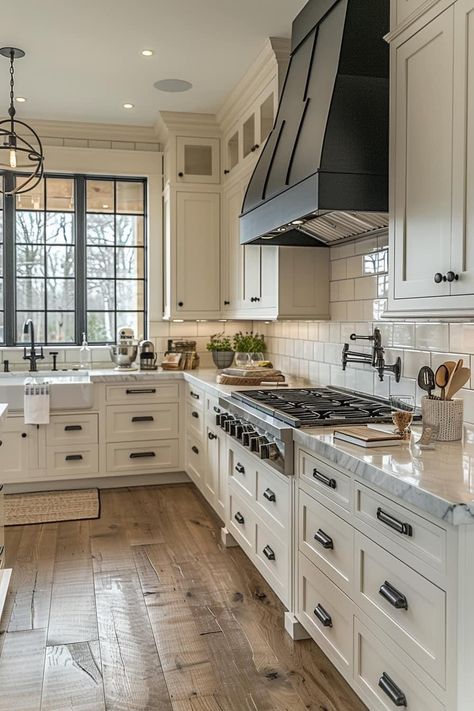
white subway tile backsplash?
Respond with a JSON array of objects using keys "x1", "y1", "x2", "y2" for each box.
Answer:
[
  {"x1": 392, "y1": 323, "x2": 415, "y2": 348},
  {"x1": 331, "y1": 259, "x2": 347, "y2": 281},
  {"x1": 330, "y1": 242, "x2": 356, "y2": 260},
  {"x1": 415, "y1": 323, "x2": 449, "y2": 352},
  {"x1": 403, "y1": 350, "x2": 430, "y2": 379},
  {"x1": 354, "y1": 276, "x2": 378, "y2": 300},
  {"x1": 346, "y1": 255, "x2": 364, "y2": 278},
  {"x1": 330, "y1": 302, "x2": 348, "y2": 321}
]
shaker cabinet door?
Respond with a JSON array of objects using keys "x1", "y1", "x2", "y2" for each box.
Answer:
[{"x1": 392, "y1": 8, "x2": 453, "y2": 300}]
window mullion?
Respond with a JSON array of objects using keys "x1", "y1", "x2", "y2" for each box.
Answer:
[
  {"x1": 4, "y1": 172, "x2": 16, "y2": 346},
  {"x1": 75, "y1": 176, "x2": 86, "y2": 344}
]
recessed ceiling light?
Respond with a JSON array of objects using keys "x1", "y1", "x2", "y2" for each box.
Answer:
[
  {"x1": 102, "y1": 204, "x2": 109, "y2": 209},
  {"x1": 141, "y1": 49, "x2": 154, "y2": 57},
  {"x1": 291, "y1": 219, "x2": 304, "y2": 225},
  {"x1": 16, "y1": 96, "x2": 26, "y2": 103},
  {"x1": 123, "y1": 102, "x2": 134, "y2": 109},
  {"x1": 154, "y1": 79, "x2": 193, "y2": 93}
]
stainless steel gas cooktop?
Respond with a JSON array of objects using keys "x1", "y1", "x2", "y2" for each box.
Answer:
[{"x1": 231, "y1": 387, "x2": 399, "y2": 428}]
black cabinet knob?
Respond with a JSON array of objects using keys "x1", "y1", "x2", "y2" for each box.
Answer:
[
  {"x1": 446, "y1": 270, "x2": 459, "y2": 282},
  {"x1": 208, "y1": 432, "x2": 217, "y2": 440},
  {"x1": 434, "y1": 272, "x2": 444, "y2": 283},
  {"x1": 178, "y1": 301, "x2": 184, "y2": 307},
  {"x1": 224, "y1": 169, "x2": 230, "y2": 175},
  {"x1": 224, "y1": 300, "x2": 230, "y2": 305},
  {"x1": 178, "y1": 171, "x2": 184, "y2": 177},
  {"x1": 250, "y1": 144, "x2": 260, "y2": 152},
  {"x1": 21, "y1": 432, "x2": 27, "y2": 438}
]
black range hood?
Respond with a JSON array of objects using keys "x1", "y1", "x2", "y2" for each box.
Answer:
[{"x1": 240, "y1": 0, "x2": 389, "y2": 247}]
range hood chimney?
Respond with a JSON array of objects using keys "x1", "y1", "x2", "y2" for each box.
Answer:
[{"x1": 240, "y1": 0, "x2": 389, "y2": 247}]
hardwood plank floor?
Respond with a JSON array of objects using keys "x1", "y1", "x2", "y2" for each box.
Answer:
[{"x1": 0, "y1": 483, "x2": 366, "y2": 711}]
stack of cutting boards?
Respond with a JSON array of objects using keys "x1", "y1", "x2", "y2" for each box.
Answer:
[{"x1": 216, "y1": 367, "x2": 286, "y2": 386}]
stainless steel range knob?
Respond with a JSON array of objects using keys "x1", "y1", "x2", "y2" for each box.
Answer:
[
  {"x1": 260, "y1": 441, "x2": 280, "y2": 460},
  {"x1": 229, "y1": 420, "x2": 242, "y2": 437},
  {"x1": 217, "y1": 413, "x2": 231, "y2": 428},
  {"x1": 224, "y1": 417, "x2": 236, "y2": 433},
  {"x1": 250, "y1": 434, "x2": 267, "y2": 452},
  {"x1": 242, "y1": 429, "x2": 256, "y2": 447}
]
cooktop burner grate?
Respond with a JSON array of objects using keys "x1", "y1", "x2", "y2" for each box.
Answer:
[{"x1": 231, "y1": 387, "x2": 408, "y2": 428}]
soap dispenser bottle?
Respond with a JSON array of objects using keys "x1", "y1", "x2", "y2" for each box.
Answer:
[{"x1": 79, "y1": 332, "x2": 91, "y2": 369}]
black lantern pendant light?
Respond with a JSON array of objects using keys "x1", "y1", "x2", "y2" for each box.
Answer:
[{"x1": 0, "y1": 47, "x2": 44, "y2": 195}]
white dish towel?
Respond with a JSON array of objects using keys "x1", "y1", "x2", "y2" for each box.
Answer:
[{"x1": 24, "y1": 381, "x2": 50, "y2": 425}]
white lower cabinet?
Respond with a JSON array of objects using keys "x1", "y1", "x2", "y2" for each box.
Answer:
[
  {"x1": 224, "y1": 441, "x2": 291, "y2": 607},
  {"x1": 298, "y1": 552, "x2": 353, "y2": 675},
  {"x1": 1, "y1": 418, "x2": 39, "y2": 484},
  {"x1": 107, "y1": 440, "x2": 179, "y2": 474},
  {"x1": 294, "y1": 445, "x2": 455, "y2": 710},
  {"x1": 354, "y1": 618, "x2": 445, "y2": 711}
]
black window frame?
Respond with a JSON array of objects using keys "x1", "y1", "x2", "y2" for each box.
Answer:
[{"x1": 1, "y1": 171, "x2": 148, "y2": 346}]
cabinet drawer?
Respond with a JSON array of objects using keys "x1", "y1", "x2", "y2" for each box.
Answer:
[
  {"x1": 355, "y1": 482, "x2": 447, "y2": 576},
  {"x1": 298, "y1": 552, "x2": 353, "y2": 674},
  {"x1": 186, "y1": 401, "x2": 205, "y2": 440},
  {"x1": 298, "y1": 448, "x2": 351, "y2": 512},
  {"x1": 299, "y1": 489, "x2": 354, "y2": 595},
  {"x1": 229, "y1": 447, "x2": 256, "y2": 499},
  {"x1": 255, "y1": 517, "x2": 289, "y2": 604},
  {"x1": 46, "y1": 445, "x2": 99, "y2": 477},
  {"x1": 186, "y1": 435, "x2": 204, "y2": 485},
  {"x1": 46, "y1": 414, "x2": 98, "y2": 446},
  {"x1": 105, "y1": 382, "x2": 179, "y2": 404},
  {"x1": 186, "y1": 383, "x2": 204, "y2": 410},
  {"x1": 228, "y1": 488, "x2": 255, "y2": 552},
  {"x1": 355, "y1": 532, "x2": 445, "y2": 684},
  {"x1": 256, "y1": 465, "x2": 289, "y2": 534},
  {"x1": 106, "y1": 404, "x2": 179, "y2": 442},
  {"x1": 354, "y1": 618, "x2": 445, "y2": 711},
  {"x1": 107, "y1": 440, "x2": 179, "y2": 473}
]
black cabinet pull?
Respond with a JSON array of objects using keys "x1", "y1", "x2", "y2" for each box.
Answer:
[
  {"x1": 379, "y1": 580, "x2": 408, "y2": 610},
  {"x1": 378, "y1": 672, "x2": 407, "y2": 707},
  {"x1": 313, "y1": 603, "x2": 333, "y2": 627},
  {"x1": 190, "y1": 391, "x2": 200, "y2": 400},
  {"x1": 234, "y1": 512, "x2": 244, "y2": 524},
  {"x1": 376, "y1": 507, "x2": 413, "y2": 537},
  {"x1": 130, "y1": 451, "x2": 156, "y2": 459},
  {"x1": 131, "y1": 416, "x2": 154, "y2": 423},
  {"x1": 208, "y1": 432, "x2": 217, "y2": 440},
  {"x1": 126, "y1": 388, "x2": 156, "y2": 395},
  {"x1": 64, "y1": 424, "x2": 82, "y2": 432},
  {"x1": 191, "y1": 411, "x2": 199, "y2": 419},
  {"x1": 263, "y1": 488, "x2": 276, "y2": 502},
  {"x1": 65, "y1": 454, "x2": 83, "y2": 461},
  {"x1": 213, "y1": 406, "x2": 221, "y2": 414},
  {"x1": 263, "y1": 545, "x2": 275, "y2": 560},
  {"x1": 314, "y1": 528, "x2": 334, "y2": 550},
  {"x1": 191, "y1": 445, "x2": 199, "y2": 455},
  {"x1": 235, "y1": 463, "x2": 245, "y2": 474},
  {"x1": 313, "y1": 469, "x2": 336, "y2": 489}
]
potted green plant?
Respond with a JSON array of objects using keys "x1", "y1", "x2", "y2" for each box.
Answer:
[
  {"x1": 206, "y1": 333, "x2": 235, "y2": 369},
  {"x1": 232, "y1": 331, "x2": 266, "y2": 367}
]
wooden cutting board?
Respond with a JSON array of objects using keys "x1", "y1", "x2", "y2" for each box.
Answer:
[{"x1": 216, "y1": 373, "x2": 286, "y2": 385}]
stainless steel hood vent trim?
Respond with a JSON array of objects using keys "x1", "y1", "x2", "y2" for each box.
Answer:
[{"x1": 240, "y1": 0, "x2": 389, "y2": 247}]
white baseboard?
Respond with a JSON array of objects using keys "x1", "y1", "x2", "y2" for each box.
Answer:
[{"x1": 3, "y1": 471, "x2": 190, "y2": 494}]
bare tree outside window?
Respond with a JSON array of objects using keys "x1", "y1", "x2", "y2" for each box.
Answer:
[{"x1": 2, "y1": 173, "x2": 147, "y2": 346}]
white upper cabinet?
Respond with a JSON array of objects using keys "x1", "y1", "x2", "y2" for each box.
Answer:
[
  {"x1": 176, "y1": 136, "x2": 220, "y2": 184},
  {"x1": 388, "y1": 0, "x2": 474, "y2": 316},
  {"x1": 163, "y1": 186, "x2": 221, "y2": 320}
]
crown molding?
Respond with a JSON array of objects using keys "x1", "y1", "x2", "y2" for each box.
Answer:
[
  {"x1": 28, "y1": 118, "x2": 160, "y2": 144},
  {"x1": 155, "y1": 111, "x2": 220, "y2": 142},
  {"x1": 217, "y1": 36, "x2": 290, "y2": 132}
]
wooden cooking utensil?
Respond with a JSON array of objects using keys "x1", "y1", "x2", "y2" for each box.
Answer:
[
  {"x1": 445, "y1": 359, "x2": 464, "y2": 399},
  {"x1": 446, "y1": 367, "x2": 471, "y2": 400},
  {"x1": 435, "y1": 364, "x2": 450, "y2": 400}
]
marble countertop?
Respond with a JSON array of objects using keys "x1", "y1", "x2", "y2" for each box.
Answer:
[
  {"x1": 9, "y1": 366, "x2": 474, "y2": 525},
  {"x1": 0, "y1": 404, "x2": 8, "y2": 422},
  {"x1": 294, "y1": 425, "x2": 474, "y2": 526}
]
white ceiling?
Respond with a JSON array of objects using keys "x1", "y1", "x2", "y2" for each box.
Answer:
[{"x1": 2, "y1": 0, "x2": 306, "y2": 126}]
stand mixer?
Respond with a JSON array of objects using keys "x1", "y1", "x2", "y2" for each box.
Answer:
[{"x1": 109, "y1": 327, "x2": 139, "y2": 370}]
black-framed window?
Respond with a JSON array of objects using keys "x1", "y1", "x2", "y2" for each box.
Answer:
[{"x1": 1, "y1": 173, "x2": 147, "y2": 346}]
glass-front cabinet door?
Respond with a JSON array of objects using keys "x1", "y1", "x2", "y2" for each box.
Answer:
[{"x1": 176, "y1": 136, "x2": 220, "y2": 184}]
